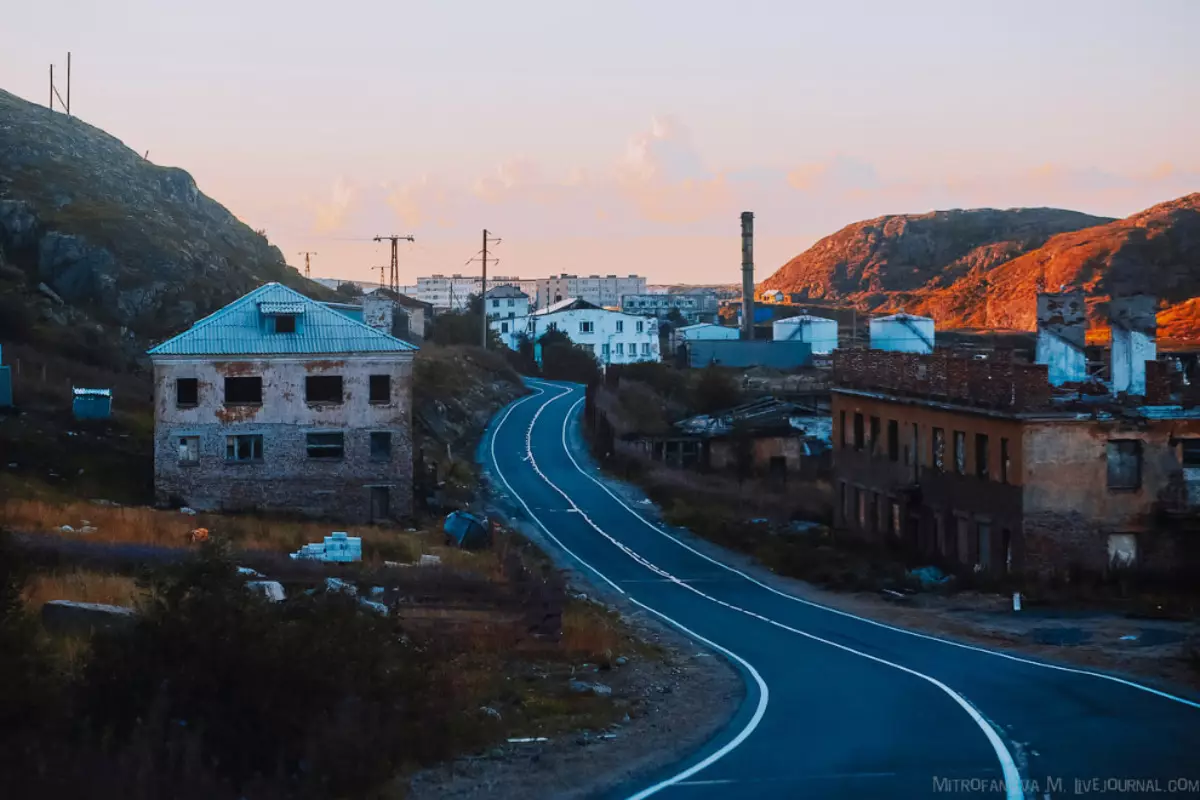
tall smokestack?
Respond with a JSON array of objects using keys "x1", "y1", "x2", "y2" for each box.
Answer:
[{"x1": 741, "y1": 211, "x2": 755, "y2": 341}]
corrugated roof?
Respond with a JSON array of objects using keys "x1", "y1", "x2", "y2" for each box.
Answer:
[
  {"x1": 775, "y1": 314, "x2": 835, "y2": 324},
  {"x1": 148, "y1": 283, "x2": 419, "y2": 356},
  {"x1": 532, "y1": 297, "x2": 600, "y2": 316},
  {"x1": 258, "y1": 301, "x2": 307, "y2": 315}
]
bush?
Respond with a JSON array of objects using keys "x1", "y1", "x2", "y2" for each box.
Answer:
[
  {"x1": 541, "y1": 342, "x2": 601, "y2": 385},
  {"x1": 77, "y1": 541, "x2": 462, "y2": 797},
  {"x1": 690, "y1": 364, "x2": 741, "y2": 414}
]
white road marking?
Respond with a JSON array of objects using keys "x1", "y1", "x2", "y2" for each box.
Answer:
[
  {"x1": 488, "y1": 384, "x2": 770, "y2": 800},
  {"x1": 512, "y1": 384, "x2": 1024, "y2": 800},
  {"x1": 532, "y1": 380, "x2": 1200, "y2": 713}
]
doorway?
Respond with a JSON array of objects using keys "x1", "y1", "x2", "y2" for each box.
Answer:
[{"x1": 369, "y1": 486, "x2": 391, "y2": 522}]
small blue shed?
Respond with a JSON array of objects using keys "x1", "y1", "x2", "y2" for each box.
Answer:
[
  {"x1": 72, "y1": 387, "x2": 112, "y2": 420},
  {"x1": 0, "y1": 344, "x2": 11, "y2": 407}
]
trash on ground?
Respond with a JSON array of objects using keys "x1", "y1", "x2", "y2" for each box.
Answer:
[
  {"x1": 290, "y1": 531, "x2": 362, "y2": 562},
  {"x1": 507, "y1": 737, "x2": 549, "y2": 743},
  {"x1": 179, "y1": 507, "x2": 197, "y2": 516},
  {"x1": 358, "y1": 598, "x2": 389, "y2": 616},
  {"x1": 419, "y1": 554, "x2": 442, "y2": 567},
  {"x1": 246, "y1": 581, "x2": 286, "y2": 602},
  {"x1": 908, "y1": 565, "x2": 952, "y2": 588},
  {"x1": 325, "y1": 577, "x2": 357, "y2": 596},
  {"x1": 236, "y1": 566, "x2": 264, "y2": 577}
]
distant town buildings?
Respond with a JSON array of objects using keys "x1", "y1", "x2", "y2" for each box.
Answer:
[
  {"x1": 484, "y1": 284, "x2": 531, "y2": 321},
  {"x1": 621, "y1": 288, "x2": 719, "y2": 323},
  {"x1": 534, "y1": 274, "x2": 646, "y2": 309},
  {"x1": 148, "y1": 283, "x2": 417, "y2": 522},
  {"x1": 490, "y1": 298, "x2": 660, "y2": 366}
]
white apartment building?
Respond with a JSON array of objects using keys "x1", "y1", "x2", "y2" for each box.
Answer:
[
  {"x1": 415, "y1": 274, "x2": 480, "y2": 310},
  {"x1": 490, "y1": 298, "x2": 659, "y2": 366},
  {"x1": 484, "y1": 285, "x2": 531, "y2": 321},
  {"x1": 534, "y1": 274, "x2": 646, "y2": 310}
]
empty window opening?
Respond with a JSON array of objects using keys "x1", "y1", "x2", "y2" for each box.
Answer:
[
  {"x1": 306, "y1": 432, "x2": 345, "y2": 460},
  {"x1": 955, "y1": 516, "x2": 971, "y2": 565},
  {"x1": 853, "y1": 413, "x2": 865, "y2": 451},
  {"x1": 1181, "y1": 439, "x2": 1200, "y2": 468},
  {"x1": 887, "y1": 419, "x2": 899, "y2": 462},
  {"x1": 1107, "y1": 440, "x2": 1142, "y2": 491},
  {"x1": 369, "y1": 375, "x2": 391, "y2": 405},
  {"x1": 225, "y1": 434, "x2": 263, "y2": 462},
  {"x1": 176, "y1": 378, "x2": 199, "y2": 407},
  {"x1": 977, "y1": 522, "x2": 992, "y2": 571},
  {"x1": 953, "y1": 430, "x2": 966, "y2": 474},
  {"x1": 306, "y1": 375, "x2": 344, "y2": 404},
  {"x1": 370, "y1": 431, "x2": 392, "y2": 461},
  {"x1": 975, "y1": 433, "x2": 990, "y2": 479},
  {"x1": 1000, "y1": 437, "x2": 1011, "y2": 484},
  {"x1": 933, "y1": 427, "x2": 946, "y2": 471},
  {"x1": 869, "y1": 416, "x2": 881, "y2": 454},
  {"x1": 274, "y1": 314, "x2": 296, "y2": 333},
  {"x1": 178, "y1": 436, "x2": 200, "y2": 464},
  {"x1": 224, "y1": 377, "x2": 262, "y2": 405},
  {"x1": 840, "y1": 411, "x2": 847, "y2": 449}
]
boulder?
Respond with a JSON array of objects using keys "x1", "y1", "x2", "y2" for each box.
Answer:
[{"x1": 41, "y1": 600, "x2": 136, "y2": 636}]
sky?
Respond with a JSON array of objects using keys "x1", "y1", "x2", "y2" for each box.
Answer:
[{"x1": 3, "y1": 0, "x2": 1198, "y2": 285}]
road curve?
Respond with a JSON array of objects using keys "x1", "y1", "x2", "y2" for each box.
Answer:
[{"x1": 483, "y1": 380, "x2": 1200, "y2": 800}]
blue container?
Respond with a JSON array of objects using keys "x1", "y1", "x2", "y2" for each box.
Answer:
[{"x1": 72, "y1": 388, "x2": 112, "y2": 419}]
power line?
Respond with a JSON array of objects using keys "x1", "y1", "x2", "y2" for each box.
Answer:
[
  {"x1": 297, "y1": 251, "x2": 318, "y2": 279},
  {"x1": 373, "y1": 234, "x2": 415, "y2": 295},
  {"x1": 466, "y1": 229, "x2": 502, "y2": 349}
]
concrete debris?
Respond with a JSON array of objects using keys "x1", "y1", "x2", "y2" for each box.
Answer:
[
  {"x1": 507, "y1": 737, "x2": 549, "y2": 744},
  {"x1": 290, "y1": 531, "x2": 362, "y2": 562},
  {"x1": 179, "y1": 506, "x2": 197, "y2": 516},
  {"x1": 60, "y1": 525, "x2": 75, "y2": 533},
  {"x1": 42, "y1": 600, "x2": 136, "y2": 636},
  {"x1": 246, "y1": 581, "x2": 286, "y2": 602},
  {"x1": 358, "y1": 598, "x2": 389, "y2": 616},
  {"x1": 418, "y1": 554, "x2": 442, "y2": 567},
  {"x1": 236, "y1": 566, "x2": 264, "y2": 577},
  {"x1": 325, "y1": 577, "x2": 357, "y2": 596}
]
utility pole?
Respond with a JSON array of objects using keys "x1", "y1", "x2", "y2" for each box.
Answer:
[
  {"x1": 48, "y1": 53, "x2": 72, "y2": 115},
  {"x1": 467, "y1": 229, "x2": 502, "y2": 349},
  {"x1": 373, "y1": 234, "x2": 415, "y2": 295},
  {"x1": 298, "y1": 251, "x2": 318, "y2": 279},
  {"x1": 373, "y1": 265, "x2": 387, "y2": 288}
]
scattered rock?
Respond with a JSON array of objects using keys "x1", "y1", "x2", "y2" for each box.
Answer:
[
  {"x1": 41, "y1": 600, "x2": 136, "y2": 636},
  {"x1": 568, "y1": 680, "x2": 612, "y2": 697},
  {"x1": 479, "y1": 706, "x2": 502, "y2": 721},
  {"x1": 358, "y1": 599, "x2": 389, "y2": 616},
  {"x1": 325, "y1": 577, "x2": 357, "y2": 596},
  {"x1": 246, "y1": 581, "x2": 286, "y2": 602},
  {"x1": 614, "y1": 656, "x2": 628, "y2": 667}
]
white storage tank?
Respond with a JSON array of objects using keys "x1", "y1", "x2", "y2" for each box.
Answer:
[
  {"x1": 869, "y1": 312, "x2": 935, "y2": 353},
  {"x1": 772, "y1": 314, "x2": 839, "y2": 354}
]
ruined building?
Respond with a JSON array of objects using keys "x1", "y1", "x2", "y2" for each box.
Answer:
[
  {"x1": 148, "y1": 283, "x2": 417, "y2": 522},
  {"x1": 831, "y1": 308, "x2": 1200, "y2": 579}
]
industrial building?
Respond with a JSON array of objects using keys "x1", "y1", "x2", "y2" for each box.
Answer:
[
  {"x1": 831, "y1": 315, "x2": 1200, "y2": 579},
  {"x1": 773, "y1": 314, "x2": 839, "y2": 354},
  {"x1": 148, "y1": 283, "x2": 417, "y2": 522}
]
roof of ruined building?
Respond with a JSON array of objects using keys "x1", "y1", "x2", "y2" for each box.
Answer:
[{"x1": 147, "y1": 283, "x2": 419, "y2": 357}]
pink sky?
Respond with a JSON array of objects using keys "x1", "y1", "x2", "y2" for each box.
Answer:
[{"x1": 4, "y1": 1, "x2": 1198, "y2": 285}]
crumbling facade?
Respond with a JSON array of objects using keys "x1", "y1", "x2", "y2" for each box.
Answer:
[
  {"x1": 831, "y1": 348, "x2": 1200, "y2": 579},
  {"x1": 149, "y1": 283, "x2": 417, "y2": 522}
]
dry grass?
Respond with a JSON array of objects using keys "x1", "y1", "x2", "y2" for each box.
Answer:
[{"x1": 21, "y1": 569, "x2": 143, "y2": 611}]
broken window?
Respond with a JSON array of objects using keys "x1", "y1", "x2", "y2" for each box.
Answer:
[
  {"x1": 839, "y1": 411, "x2": 847, "y2": 449},
  {"x1": 933, "y1": 427, "x2": 945, "y2": 471},
  {"x1": 579, "y1": 321, "x2": 594, "y2": 333},
  {"x1": 856, "y1": 487, "x2": 865, "y2": 529},
  {"x1": 953, "y1": 430, "x2": 966, "y2": 474},
  {"x1": 887, "y1": 419, "x2": 899, "y2": 462},
  {"x1": 224, "y1": 376, "x2": 262, "y2": 405},
  {"x1": 176, "y1": 378, "x2": 199, "y2": 407},
  {"x1": 306, "y1": 432, "x2": 345, "y2": 460},
  {"x1": 853, "y1": 413, "x2": 865, "y2": 451},
  {"x1": 1000, "y1": 437, "x2": 1011, "y2": 484},
  {"x1": 869, "y1": 416, "x2": 880, "y2": 454},
  {"x1": 369, "y1": 375, "x2": 390, "y2": 405},
  {"x1": 225, "y1": 434, "x2": 263, "y2": 462},
  {"x1": 306, "y1": 375, "x2": 343, "y2": 404},
  {"x1": 975, "y1": 433, "x2": 989, "y2": 479},
  {"x1": 890, "y1": 502, "x2": 901, "y2": 537},
  {"x1": 911, "y1": 423, "x2": 920, "y2": 467},
  {"x1": 370, "y1": 431, "x2": 392, "y2": 461},
  {"x1": 1106, "y1": 440, "x2": 1142, "y2": 490},
  {"x1": 178, "y1": 436, "x2": 200, "y2": 464},
  {"x1": 1181, "y1": 439, "x2": 1200, "y2": 468},
  {"x1": 274, "y1": 314, "x2": 296, "y2": 333}
]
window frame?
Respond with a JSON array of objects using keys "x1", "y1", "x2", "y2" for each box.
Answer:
[
  {"x1": 975, "y1": 433, "x2": 990, "y2": 479},
  {"x1": 369, "y1": 431, "x2": 392, "y2": 461},
  {"x1": 953, "y1": 430, "x2": 967, "y2": 475},
  {"x1": 306, "y1": 431, "x2": 346, "y2": 460},
  {"x1": 223, "y1": 376, "x2": 263, "y2": 406},
  {"x1": 273, "y1": 314, "x2": 297, "y2": 334},
  {"x1": 579, "y1": 320, "x2": 594, "y2": 334},
  {"x1": 178, "y1": 435, "x2": 200, "y2": 465},
  {"x1": 225, "y1": 433, "x2": 264, "y2": 463},
  {"x1": 1106, "y1": 439, "x2": 1143, "y2": 491},
  {"x1": 369, "y1": 374, "x2": 391, "y2": 405}
]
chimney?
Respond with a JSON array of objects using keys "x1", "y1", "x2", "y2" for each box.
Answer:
[
  {"x1": 740, "y1": 211, "x2": 755, "y2": 341},
  {"x1": 1034, "y1": 291, "x2": 1086, "y2": 385},
  {"x1": 363, "y1": 292, "x2": 396, "y2": 335},
  {"x1": 1110, "y1": 294, "x2": 1157, "y2": 396}
]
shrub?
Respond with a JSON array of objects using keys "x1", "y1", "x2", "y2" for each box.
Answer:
[{"x1": 690, "y1": 364, "x2": 741, "y2": 414}]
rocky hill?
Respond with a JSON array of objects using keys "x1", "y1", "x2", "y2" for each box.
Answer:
[
  {"x1": 0, "y1": 87, "x2": 330, "y2": 365},
  {"x1": 760, "y1": 207, "x2": 1111, "y2": 306},
  {"x1": 909, "y1": 194, "x2": 1200, "y2": 334}
]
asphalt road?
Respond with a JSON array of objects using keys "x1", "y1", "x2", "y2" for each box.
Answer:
[{"x1": 483, "y1": 380, "x2": 1200, "y2": 800}]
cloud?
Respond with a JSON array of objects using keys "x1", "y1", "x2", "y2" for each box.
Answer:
[
  {"x1": 311, "y1": 177, "x2": 357, "y2": 234},
  {"x1": 787, "y1": 156, "x2": 880, "y2": 193}
]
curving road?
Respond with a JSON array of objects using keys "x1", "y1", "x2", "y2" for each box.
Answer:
[{"x1": 483, "y1": 380, "x2": 1200, "y2": 800}]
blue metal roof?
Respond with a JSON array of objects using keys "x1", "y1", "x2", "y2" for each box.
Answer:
[{"x1": 147, "y1": 283, "x2": 419, "y2": 356}]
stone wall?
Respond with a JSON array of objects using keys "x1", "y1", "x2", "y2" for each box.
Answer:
[{"x1": 152, "y1": 353, "x2": 414, "y2": 522}]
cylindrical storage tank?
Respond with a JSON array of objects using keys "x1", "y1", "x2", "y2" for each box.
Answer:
[
  {"x1": 772, "y1": 314, "x2": 839, "y2": 354},
  {"x1": 869, "y1": 313, "x2": 935, "y2": 353}
]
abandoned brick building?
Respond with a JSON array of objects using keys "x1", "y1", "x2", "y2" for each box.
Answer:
[
  {"x1": 148, "y1": 283, "x2": 417, "y2": 522},
  {"x1": 831, "y1": 343, "x2": 1200, "y2": 579}
]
